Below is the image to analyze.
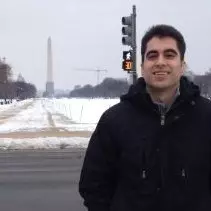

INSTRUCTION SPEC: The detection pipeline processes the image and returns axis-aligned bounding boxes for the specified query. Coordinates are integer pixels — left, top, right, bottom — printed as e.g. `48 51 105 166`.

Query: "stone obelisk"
45 36 54 97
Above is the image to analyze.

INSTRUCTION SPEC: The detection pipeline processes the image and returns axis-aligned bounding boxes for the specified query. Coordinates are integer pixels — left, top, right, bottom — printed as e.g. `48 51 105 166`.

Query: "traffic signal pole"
131 5 137 84
121 5 137 85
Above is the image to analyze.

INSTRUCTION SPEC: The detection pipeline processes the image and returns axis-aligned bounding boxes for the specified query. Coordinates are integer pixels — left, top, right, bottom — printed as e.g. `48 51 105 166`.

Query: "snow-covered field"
45 98 119 123
0 98 120 150
0 137 89 150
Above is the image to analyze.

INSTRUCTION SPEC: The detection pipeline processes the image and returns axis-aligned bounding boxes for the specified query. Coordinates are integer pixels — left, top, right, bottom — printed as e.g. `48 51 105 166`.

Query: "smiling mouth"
153 72 170 75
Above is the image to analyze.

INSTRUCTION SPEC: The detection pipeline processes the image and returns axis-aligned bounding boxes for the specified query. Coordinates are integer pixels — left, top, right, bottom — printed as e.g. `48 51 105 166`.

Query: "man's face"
141 36 185 90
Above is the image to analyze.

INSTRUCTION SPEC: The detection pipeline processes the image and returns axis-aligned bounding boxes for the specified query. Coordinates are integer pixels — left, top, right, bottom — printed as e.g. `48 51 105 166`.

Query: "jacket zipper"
141 151 147 179
160 114 165 126
142 170 146 179
182 169 186 177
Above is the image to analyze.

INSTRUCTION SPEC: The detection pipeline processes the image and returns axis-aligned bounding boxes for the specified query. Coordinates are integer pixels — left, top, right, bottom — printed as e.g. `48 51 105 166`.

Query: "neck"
146 84 179 105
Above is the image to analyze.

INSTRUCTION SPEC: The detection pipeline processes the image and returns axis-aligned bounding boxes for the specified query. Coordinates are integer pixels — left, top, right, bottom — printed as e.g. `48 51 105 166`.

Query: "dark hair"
141 24 186 63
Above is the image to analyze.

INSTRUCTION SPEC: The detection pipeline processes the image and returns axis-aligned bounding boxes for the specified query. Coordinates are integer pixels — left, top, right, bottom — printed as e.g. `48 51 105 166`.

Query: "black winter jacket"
79 76 211 211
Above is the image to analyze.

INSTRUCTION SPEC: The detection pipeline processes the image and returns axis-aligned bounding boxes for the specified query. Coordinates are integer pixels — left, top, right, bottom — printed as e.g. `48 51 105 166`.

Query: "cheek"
173 64 184 75
141 69 150 78
141 63 152 75
171 61 183 70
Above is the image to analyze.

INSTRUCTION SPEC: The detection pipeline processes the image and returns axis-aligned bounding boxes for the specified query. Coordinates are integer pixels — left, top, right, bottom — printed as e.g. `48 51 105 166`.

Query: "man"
79 24 211 211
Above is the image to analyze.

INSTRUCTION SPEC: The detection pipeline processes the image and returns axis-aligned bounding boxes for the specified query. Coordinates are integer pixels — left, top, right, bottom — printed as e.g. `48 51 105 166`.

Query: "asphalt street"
0 148 87 211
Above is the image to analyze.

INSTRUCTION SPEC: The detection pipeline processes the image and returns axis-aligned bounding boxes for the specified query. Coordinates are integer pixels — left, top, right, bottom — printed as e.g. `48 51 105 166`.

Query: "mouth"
153 71 170 76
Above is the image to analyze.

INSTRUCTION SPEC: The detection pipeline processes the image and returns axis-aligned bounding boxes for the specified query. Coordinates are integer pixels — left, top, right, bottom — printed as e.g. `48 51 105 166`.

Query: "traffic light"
122 60 133 71
123 51 132 60
121 5 137 84
122 51 133 71
122 15 133 47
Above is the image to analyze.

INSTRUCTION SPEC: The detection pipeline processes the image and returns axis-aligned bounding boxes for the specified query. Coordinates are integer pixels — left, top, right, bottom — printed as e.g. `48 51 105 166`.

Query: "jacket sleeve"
79 112 118 211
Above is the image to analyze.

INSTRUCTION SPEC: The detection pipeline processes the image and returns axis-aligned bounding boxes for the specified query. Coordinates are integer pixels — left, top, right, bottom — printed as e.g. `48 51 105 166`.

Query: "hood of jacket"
120 76 200 111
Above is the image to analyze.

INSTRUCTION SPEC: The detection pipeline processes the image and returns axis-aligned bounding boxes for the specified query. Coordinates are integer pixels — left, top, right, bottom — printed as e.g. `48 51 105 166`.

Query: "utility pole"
121 5 137 85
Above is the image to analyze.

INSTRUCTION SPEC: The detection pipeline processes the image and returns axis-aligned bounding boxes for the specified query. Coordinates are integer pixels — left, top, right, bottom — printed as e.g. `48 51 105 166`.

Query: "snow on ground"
0 137 89 150
0 98 120 149
0 99 31 112
40 97 120 131
0 98 119 133
0 99 49 133
44 98 119 123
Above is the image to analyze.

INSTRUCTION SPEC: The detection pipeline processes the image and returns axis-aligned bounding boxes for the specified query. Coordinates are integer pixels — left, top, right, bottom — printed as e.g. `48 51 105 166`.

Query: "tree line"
0 59 37 101
69 71 211 99
69 77 129 98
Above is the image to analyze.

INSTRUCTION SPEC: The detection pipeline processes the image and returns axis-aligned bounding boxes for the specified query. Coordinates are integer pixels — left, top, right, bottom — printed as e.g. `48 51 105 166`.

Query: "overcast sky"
0 0 211 90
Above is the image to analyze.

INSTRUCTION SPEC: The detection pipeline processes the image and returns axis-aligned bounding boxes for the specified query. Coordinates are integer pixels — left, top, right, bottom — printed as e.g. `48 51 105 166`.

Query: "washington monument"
45 36 54 97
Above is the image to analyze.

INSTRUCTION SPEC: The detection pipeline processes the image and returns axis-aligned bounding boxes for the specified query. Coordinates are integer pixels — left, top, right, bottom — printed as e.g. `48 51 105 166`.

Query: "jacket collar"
120 76 200 111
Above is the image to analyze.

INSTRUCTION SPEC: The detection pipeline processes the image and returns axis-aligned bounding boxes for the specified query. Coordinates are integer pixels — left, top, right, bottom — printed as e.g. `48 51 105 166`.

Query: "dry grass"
0 129 92 139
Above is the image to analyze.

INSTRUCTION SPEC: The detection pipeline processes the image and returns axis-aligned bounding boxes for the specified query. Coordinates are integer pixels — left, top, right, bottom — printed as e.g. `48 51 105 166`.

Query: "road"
0 99 95 210
0 148 87 211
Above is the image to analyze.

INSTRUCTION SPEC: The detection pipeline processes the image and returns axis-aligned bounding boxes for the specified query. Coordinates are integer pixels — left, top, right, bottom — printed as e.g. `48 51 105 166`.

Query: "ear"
141 63 144 76
181 60 186 74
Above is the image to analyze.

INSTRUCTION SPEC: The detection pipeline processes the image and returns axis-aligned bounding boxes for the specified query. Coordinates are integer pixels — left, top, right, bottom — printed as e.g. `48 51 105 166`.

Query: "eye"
147 53 157 60
165 53 175 59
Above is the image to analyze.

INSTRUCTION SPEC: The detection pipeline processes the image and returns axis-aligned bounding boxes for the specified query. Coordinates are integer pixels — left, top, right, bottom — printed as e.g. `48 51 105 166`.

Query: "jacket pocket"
138 151 158 196
173 166 189 193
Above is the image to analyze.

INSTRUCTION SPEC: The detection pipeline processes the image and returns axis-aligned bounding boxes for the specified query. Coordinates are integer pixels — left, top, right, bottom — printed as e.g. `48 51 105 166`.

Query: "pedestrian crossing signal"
123 51 132 60
122 60 133 71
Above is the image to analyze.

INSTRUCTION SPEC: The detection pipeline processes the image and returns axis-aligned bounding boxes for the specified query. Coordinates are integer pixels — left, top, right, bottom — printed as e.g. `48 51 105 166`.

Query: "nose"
155 55 166 66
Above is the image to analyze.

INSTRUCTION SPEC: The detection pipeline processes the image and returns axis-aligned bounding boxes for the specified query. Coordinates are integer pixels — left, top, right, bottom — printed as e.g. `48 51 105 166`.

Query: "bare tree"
0 59 12 83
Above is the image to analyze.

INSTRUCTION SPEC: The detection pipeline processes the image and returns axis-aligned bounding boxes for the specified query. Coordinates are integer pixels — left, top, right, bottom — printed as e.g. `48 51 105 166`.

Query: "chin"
149 81 172 90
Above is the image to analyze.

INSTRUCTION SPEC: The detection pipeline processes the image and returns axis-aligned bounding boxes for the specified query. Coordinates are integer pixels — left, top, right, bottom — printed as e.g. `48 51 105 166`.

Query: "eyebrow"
164 49 178 55
145 50 158 58
146 49 178 57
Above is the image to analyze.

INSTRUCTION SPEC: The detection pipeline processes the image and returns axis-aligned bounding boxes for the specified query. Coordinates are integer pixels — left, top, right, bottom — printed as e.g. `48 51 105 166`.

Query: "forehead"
145 37 179 53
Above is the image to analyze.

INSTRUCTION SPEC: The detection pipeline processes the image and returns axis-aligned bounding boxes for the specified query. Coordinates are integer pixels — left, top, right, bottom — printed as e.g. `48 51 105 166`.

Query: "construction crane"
74 68 108 85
